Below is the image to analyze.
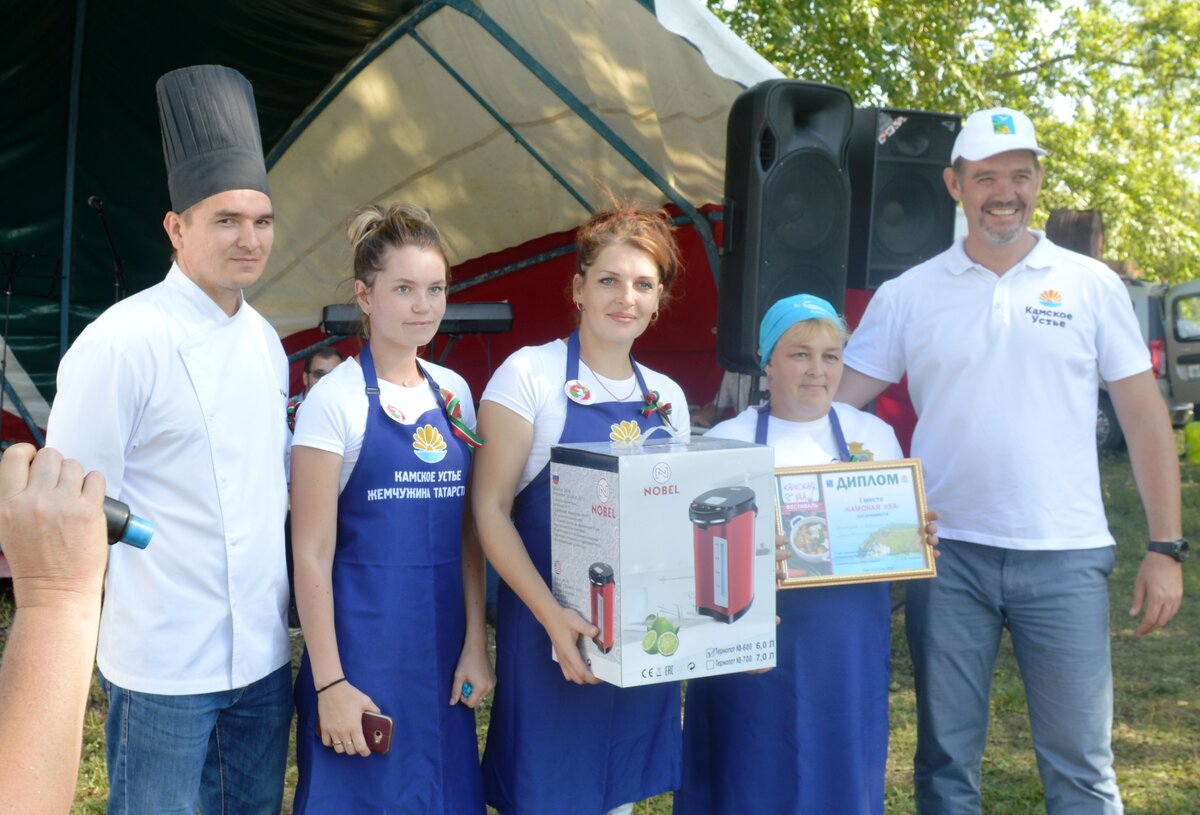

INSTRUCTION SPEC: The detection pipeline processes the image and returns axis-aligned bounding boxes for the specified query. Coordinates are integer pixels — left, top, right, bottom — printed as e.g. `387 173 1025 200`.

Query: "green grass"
1 450 1196 813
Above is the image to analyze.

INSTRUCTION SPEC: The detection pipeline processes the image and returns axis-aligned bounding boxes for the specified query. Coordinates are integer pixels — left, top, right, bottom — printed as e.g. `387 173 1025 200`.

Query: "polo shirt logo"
1026 290 1073 328
991 113 1016 134
1039 289 1063 307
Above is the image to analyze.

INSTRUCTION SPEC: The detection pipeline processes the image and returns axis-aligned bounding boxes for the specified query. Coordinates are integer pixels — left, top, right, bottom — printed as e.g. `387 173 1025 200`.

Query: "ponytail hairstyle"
347 203 448 339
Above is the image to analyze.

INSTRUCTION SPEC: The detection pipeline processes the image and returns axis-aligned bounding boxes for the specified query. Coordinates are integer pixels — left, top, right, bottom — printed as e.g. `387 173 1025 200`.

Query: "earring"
575 301 583 311
650 310 659 325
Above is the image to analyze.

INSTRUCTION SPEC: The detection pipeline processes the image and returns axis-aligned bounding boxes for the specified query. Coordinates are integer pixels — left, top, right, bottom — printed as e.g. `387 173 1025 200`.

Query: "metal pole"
59 0 88 357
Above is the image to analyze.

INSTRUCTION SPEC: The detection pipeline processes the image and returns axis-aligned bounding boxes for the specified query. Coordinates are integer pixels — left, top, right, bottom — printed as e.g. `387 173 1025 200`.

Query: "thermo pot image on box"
690 486 758 623
589 562 616 653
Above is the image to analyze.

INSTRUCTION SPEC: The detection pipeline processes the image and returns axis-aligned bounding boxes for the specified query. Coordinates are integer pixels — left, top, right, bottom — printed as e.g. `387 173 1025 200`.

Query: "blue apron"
482 333 682 815
675 403 891 815
294 343 483 814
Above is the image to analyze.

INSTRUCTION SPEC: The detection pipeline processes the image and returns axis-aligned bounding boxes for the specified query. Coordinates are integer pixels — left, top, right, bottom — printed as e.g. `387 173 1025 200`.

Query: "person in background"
45 65 294 814
676 293 936 815
839 107 1184 813
288 346 345 432
0 445 108 815
290 203 492 813
691 369 763 428
285 345 347 627
475 197 689 815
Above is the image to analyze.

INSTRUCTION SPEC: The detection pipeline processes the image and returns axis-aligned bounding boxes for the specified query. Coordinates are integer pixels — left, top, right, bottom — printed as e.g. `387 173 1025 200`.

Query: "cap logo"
991 113 1016 135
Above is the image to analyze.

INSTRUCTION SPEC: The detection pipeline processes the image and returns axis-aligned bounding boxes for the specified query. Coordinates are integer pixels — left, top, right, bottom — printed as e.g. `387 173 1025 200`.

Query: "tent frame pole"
409 31 593 215
443 0 721 280
59 0 88 359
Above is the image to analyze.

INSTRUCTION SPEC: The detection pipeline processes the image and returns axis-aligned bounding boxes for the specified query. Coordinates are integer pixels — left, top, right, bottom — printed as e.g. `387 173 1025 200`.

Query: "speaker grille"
847 108 961 289
872 167 944 260
762 151 846 266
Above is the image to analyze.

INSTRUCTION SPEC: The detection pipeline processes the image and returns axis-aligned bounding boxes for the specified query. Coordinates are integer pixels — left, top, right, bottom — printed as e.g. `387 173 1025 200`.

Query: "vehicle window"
1175 294 1200 341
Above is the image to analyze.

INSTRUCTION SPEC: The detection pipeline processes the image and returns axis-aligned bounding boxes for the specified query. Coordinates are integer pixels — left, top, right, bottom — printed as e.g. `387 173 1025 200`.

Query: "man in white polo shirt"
839 107 1184 813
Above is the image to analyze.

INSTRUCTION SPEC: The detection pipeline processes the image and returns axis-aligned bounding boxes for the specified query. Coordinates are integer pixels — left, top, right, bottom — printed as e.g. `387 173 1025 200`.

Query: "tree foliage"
708 0 1200 282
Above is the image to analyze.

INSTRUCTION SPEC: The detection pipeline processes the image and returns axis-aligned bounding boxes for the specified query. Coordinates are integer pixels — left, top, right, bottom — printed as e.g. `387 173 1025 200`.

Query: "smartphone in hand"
315 711 394 755
362 711 393 755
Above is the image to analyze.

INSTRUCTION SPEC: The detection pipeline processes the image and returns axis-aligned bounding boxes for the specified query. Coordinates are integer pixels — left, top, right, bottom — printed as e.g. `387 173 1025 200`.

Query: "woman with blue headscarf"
675 293 936 815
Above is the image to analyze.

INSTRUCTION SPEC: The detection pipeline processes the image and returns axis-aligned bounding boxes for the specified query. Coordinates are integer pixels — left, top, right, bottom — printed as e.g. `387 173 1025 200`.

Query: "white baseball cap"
951 107 1048 163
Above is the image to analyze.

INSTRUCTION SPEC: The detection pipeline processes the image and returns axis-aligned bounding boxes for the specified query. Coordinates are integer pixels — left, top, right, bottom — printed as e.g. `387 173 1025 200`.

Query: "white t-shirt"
845 232 1149 550
482 339 691 493
293 356 476 492
707 403 903 467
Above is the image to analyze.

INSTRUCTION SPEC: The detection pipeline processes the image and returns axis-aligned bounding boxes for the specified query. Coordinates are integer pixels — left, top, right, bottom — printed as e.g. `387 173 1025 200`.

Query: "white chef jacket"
46 264 291 694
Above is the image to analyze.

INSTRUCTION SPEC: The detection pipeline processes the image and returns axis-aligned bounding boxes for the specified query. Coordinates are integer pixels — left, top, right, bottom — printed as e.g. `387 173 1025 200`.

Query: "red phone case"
362 711 393 755
315 711 394 755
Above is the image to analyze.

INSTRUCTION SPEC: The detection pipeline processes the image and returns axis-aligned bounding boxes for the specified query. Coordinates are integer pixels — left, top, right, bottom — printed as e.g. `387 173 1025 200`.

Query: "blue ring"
461 681 473 699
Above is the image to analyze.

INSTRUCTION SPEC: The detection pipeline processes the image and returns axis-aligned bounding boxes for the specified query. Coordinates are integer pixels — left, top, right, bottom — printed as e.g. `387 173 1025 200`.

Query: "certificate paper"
774 459 935 588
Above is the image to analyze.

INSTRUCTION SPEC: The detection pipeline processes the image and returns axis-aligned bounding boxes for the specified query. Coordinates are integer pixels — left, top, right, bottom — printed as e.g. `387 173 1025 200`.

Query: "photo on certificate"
774 459 936 588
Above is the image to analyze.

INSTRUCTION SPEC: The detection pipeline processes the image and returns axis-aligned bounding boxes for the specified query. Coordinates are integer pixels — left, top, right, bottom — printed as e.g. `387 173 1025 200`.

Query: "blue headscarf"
758 293 842 371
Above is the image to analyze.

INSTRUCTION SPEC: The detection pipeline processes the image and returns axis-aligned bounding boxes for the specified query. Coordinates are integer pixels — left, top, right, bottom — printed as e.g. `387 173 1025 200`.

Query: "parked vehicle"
1098 277 1200 451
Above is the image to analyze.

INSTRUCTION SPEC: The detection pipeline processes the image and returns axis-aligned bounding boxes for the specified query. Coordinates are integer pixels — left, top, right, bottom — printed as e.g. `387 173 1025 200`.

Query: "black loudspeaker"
717 80 854 373
847 108 961 289
1046 209 1104 259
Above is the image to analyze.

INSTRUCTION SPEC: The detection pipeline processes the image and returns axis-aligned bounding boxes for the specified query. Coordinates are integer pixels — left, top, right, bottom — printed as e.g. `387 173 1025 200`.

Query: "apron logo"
565 380 593 404
847 442 875 462
412 424 448 463
609 419 642 444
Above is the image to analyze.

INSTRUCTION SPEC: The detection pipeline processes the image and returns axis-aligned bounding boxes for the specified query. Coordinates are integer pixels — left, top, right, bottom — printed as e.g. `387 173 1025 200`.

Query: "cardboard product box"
550 436 777 687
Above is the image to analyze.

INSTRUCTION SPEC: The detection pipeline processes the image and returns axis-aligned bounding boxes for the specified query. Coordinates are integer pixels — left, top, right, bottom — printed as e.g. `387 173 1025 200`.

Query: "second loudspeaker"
847 108 961 289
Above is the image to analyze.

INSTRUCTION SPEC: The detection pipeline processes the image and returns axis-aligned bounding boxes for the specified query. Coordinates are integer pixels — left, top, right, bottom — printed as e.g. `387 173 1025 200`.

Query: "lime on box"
651 616 678 636
657 631 679 657
642 630 659 654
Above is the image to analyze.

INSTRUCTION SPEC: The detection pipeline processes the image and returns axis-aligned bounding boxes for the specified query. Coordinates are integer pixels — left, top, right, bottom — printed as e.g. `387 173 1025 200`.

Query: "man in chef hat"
47 64 292 813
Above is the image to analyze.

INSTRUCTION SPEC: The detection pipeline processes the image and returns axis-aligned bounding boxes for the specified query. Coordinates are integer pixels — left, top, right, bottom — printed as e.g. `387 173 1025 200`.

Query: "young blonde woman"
291 204 493 813
474 201 690 815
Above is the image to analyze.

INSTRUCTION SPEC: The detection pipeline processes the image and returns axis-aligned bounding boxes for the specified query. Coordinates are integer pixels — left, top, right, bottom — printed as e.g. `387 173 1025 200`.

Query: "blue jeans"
101 663 292 814
906 540 1121 814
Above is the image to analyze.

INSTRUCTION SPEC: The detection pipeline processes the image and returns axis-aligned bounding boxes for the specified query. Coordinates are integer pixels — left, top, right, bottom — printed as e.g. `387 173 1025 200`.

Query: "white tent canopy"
249 0 781 335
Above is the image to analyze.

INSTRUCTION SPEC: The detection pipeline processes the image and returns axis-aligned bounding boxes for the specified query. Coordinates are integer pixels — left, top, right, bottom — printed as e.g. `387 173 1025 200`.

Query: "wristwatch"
1147 539 1189 563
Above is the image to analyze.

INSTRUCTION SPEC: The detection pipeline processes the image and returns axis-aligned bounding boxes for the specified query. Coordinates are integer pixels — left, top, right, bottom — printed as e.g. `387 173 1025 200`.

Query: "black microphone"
88 196 105 212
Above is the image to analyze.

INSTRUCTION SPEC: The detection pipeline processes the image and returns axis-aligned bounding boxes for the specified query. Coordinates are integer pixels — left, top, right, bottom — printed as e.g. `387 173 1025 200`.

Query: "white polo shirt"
845 232 1149 550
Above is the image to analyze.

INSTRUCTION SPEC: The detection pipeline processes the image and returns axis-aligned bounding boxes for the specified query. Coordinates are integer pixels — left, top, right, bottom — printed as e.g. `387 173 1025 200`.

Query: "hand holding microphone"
0 445 152 609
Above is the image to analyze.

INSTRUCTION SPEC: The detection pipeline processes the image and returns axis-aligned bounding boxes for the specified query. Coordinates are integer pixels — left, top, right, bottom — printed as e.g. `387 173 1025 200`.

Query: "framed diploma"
774 459 935 588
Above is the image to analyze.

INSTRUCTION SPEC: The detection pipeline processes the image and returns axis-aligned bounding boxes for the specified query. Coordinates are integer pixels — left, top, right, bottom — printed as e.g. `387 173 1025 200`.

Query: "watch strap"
1147 539 1189 563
